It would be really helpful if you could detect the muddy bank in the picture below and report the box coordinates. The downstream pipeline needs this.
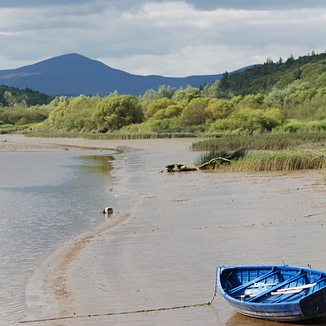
[0,134,197,153]
[5,134,326,326]
[0,135,85,151]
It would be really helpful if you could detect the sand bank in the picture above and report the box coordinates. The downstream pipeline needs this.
[6,134,326,326]
[0,134,197,153]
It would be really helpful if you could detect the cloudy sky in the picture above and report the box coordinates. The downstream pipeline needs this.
[0,0,325,77]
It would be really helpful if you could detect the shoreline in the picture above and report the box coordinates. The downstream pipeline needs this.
[0,134,198,153]
[12,134,202,325]
[0,135,85,152]
[5,134,326,325]
[22,212,133,323]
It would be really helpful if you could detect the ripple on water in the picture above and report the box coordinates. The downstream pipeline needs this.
[0,150,116,325]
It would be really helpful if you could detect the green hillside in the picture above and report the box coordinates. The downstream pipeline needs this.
[220,52,326,96]
[3,51,326,133]
[0,85,53,107]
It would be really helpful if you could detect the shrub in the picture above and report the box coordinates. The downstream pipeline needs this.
[209,107,285,132]
[92,95,144,132]
[178,98,210,126]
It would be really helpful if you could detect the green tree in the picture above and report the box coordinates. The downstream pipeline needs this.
[139,85,175,103]
[219,71,229,89]
[237,94,265,109]
[3,91,18,107]
[152,109,166,120]
[172,86,202,103]
[146,98,174,118]
[92,95,144,131]
[157,85,175,99]
[264,108,286,127]
[164,103,184,118]
[105,90,119,98]
[46,95,99,131]
[209,107,285,132]
[178,98,210,126]
[205,99,234,120]
[286,54,295,65]
[201,80,233,99]
[264,80,310,110]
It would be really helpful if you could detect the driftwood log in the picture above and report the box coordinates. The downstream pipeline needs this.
[165,164,199,172]
[163,157,231,173]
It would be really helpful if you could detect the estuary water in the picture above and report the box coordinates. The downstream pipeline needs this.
[0,149,116,325]
[3,136,326,326]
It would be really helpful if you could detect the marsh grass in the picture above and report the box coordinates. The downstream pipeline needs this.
[23,130,197,140]
[275,121,326,133]
[195,148,248,168]
[191,132,326,151]
[218,149,326,171]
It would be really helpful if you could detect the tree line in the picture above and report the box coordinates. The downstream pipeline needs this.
[1,52,326,133]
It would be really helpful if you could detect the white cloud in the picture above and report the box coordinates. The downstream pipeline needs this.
[0,1,325,76]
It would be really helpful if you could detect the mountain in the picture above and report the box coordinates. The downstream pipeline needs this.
[0,53,252,97]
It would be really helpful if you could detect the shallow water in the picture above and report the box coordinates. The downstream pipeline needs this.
[0,150,116,325]
[1,136,326,326]
[20,139,326,326]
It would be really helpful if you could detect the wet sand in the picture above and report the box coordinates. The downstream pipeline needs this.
[3,135,326,326]
[0,135,84,151]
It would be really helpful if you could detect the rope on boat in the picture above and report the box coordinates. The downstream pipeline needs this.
[19,298,216,324]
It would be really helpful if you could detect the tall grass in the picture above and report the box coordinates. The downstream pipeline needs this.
[195,149,247,168]
[23,130,197,140]
[220,149,326,171]
[274,121,326,132]
[191,132,326,151]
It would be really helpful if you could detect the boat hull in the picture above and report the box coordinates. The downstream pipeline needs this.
[217,265,326,322]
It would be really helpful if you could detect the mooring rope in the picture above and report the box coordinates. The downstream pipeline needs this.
[20,292,217,324]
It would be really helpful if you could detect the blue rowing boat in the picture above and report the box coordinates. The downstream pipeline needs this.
[217,265,326,322]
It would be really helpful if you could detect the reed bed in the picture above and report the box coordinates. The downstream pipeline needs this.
[275,121,326,133]
[191,132,326,151]
[219,149,326,172]
[84,132,197,140]
[195,149,248,169]
[23,130,197,140]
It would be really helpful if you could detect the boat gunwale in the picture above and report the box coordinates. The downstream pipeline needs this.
[217,265,326,321]
[217,265,326,306]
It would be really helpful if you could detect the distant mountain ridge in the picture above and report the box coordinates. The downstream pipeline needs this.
[0,53,253,97]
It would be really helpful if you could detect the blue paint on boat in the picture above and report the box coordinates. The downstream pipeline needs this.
[217,265,326,322]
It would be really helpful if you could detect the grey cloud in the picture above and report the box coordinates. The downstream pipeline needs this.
[0,0,325,76]
[2,0,326,10]
[0,0,140,10]
[188,0,326,10]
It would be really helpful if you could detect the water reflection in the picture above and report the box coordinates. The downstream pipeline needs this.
[0,150,115,325]
[224,313,326,326]
[76,155,115,175]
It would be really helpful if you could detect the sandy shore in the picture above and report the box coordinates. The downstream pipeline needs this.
[0,135,84,151]
[5,134,213,325]
[4,134,326,326]
[0,134,197,153]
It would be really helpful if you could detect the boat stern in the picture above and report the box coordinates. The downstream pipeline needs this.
[300,288,326,319]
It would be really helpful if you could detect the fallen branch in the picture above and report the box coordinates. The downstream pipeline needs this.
[163,157,232,173]
[198,157,231,169]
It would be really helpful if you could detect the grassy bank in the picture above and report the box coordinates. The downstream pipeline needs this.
[22,130,198,140]
[194,148,326,172]
[192,133,326,172]
[227,150,326,171]
[191,132,326,151]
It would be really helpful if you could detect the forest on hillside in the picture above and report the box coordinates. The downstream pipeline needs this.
[1,52,326,133]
